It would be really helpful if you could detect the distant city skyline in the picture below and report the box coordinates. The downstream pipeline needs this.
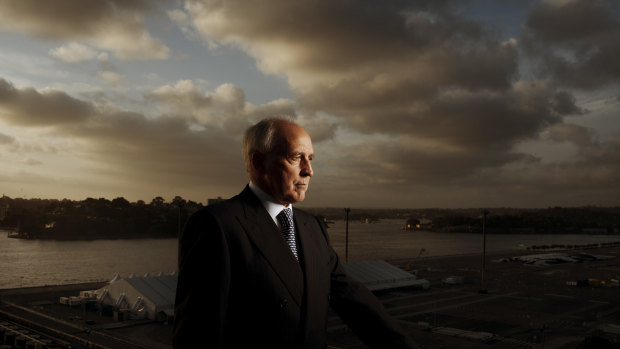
[1,0,619,208]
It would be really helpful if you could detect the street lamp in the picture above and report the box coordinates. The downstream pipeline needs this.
[344,208,351,262]
[480,209,489,294]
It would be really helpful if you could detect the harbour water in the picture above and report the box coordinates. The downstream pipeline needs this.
[326,219,620,261]
[2,219,620,289]
[0,235,178,289]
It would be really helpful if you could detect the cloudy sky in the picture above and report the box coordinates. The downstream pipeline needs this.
[0,0,619,209]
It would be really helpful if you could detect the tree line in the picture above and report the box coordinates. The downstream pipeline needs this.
[2,195,619,239]
[0,195,203,240]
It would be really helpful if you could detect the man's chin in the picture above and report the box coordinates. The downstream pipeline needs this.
[285,191,306,204]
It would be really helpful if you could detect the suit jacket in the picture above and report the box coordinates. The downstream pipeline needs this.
[173,186,418,348]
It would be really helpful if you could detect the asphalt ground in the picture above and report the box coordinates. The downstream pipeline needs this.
[2,246,620,348]
[327,246,620,348]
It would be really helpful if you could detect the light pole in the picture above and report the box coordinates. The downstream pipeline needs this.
[480,209,489,294]
[344,208,350,262]
[178,205,182,237]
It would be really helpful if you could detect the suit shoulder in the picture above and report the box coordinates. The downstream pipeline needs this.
[180,195,243,241]
[294,207,327,230]
[181,198,238,233]
[292,207,316,220]
[199,194,243,216]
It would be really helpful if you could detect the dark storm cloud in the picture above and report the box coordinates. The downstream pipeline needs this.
[181,0,617,206]
[0,132,15,145]
[334,81,574,151]
[501,139,620,206]
[0,77,93,125]
[186,0,559,152]
[189,0,479,72]
[0,77,248,194]
[577,139,620,184]
[60,110,246,188]
[318,135,620,207]
[188,0,517,90]
[547,123,598,147]
[0,0,154,39]
[522,0,620,89]
[0,0,169,60]
[325,136,535,188]
[1,0,616,207]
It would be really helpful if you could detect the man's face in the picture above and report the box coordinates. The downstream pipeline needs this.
[260,124,314,205]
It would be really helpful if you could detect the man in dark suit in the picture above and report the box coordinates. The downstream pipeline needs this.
[173,117,419,348]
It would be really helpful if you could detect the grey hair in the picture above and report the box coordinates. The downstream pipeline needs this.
[242,116,296,174]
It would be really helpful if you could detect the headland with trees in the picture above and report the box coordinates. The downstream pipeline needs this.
[1,195,619,240]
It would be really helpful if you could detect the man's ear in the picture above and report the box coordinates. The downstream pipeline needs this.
[251,152,266,173]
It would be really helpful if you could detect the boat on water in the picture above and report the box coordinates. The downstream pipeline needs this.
[6,229,30,239]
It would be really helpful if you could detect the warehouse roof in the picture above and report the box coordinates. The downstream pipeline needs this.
[342,260,429,291]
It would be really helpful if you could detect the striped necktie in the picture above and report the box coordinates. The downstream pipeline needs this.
[276,208,299,261]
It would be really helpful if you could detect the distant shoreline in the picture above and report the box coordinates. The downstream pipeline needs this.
[2,228,177,241]
[6,234,177,241]
[0,281,109,295]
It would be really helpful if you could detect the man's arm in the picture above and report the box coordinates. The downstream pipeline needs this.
[173,209,230,348]
[319,218,420,349]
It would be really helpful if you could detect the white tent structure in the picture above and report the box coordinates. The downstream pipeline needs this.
[342,260,429,291]
[95,272,177,321]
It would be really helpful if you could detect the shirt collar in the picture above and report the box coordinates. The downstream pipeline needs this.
[249,182,293,226]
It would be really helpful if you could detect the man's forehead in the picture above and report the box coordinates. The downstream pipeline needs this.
[277,124,312,148]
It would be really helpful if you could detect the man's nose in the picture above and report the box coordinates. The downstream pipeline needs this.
[301,158,313,177]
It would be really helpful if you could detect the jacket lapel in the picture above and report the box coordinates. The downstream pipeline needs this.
[235,187,304,306]
[295,209,324,305]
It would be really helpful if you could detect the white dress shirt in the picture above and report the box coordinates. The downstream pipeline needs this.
[249,182,293,230]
